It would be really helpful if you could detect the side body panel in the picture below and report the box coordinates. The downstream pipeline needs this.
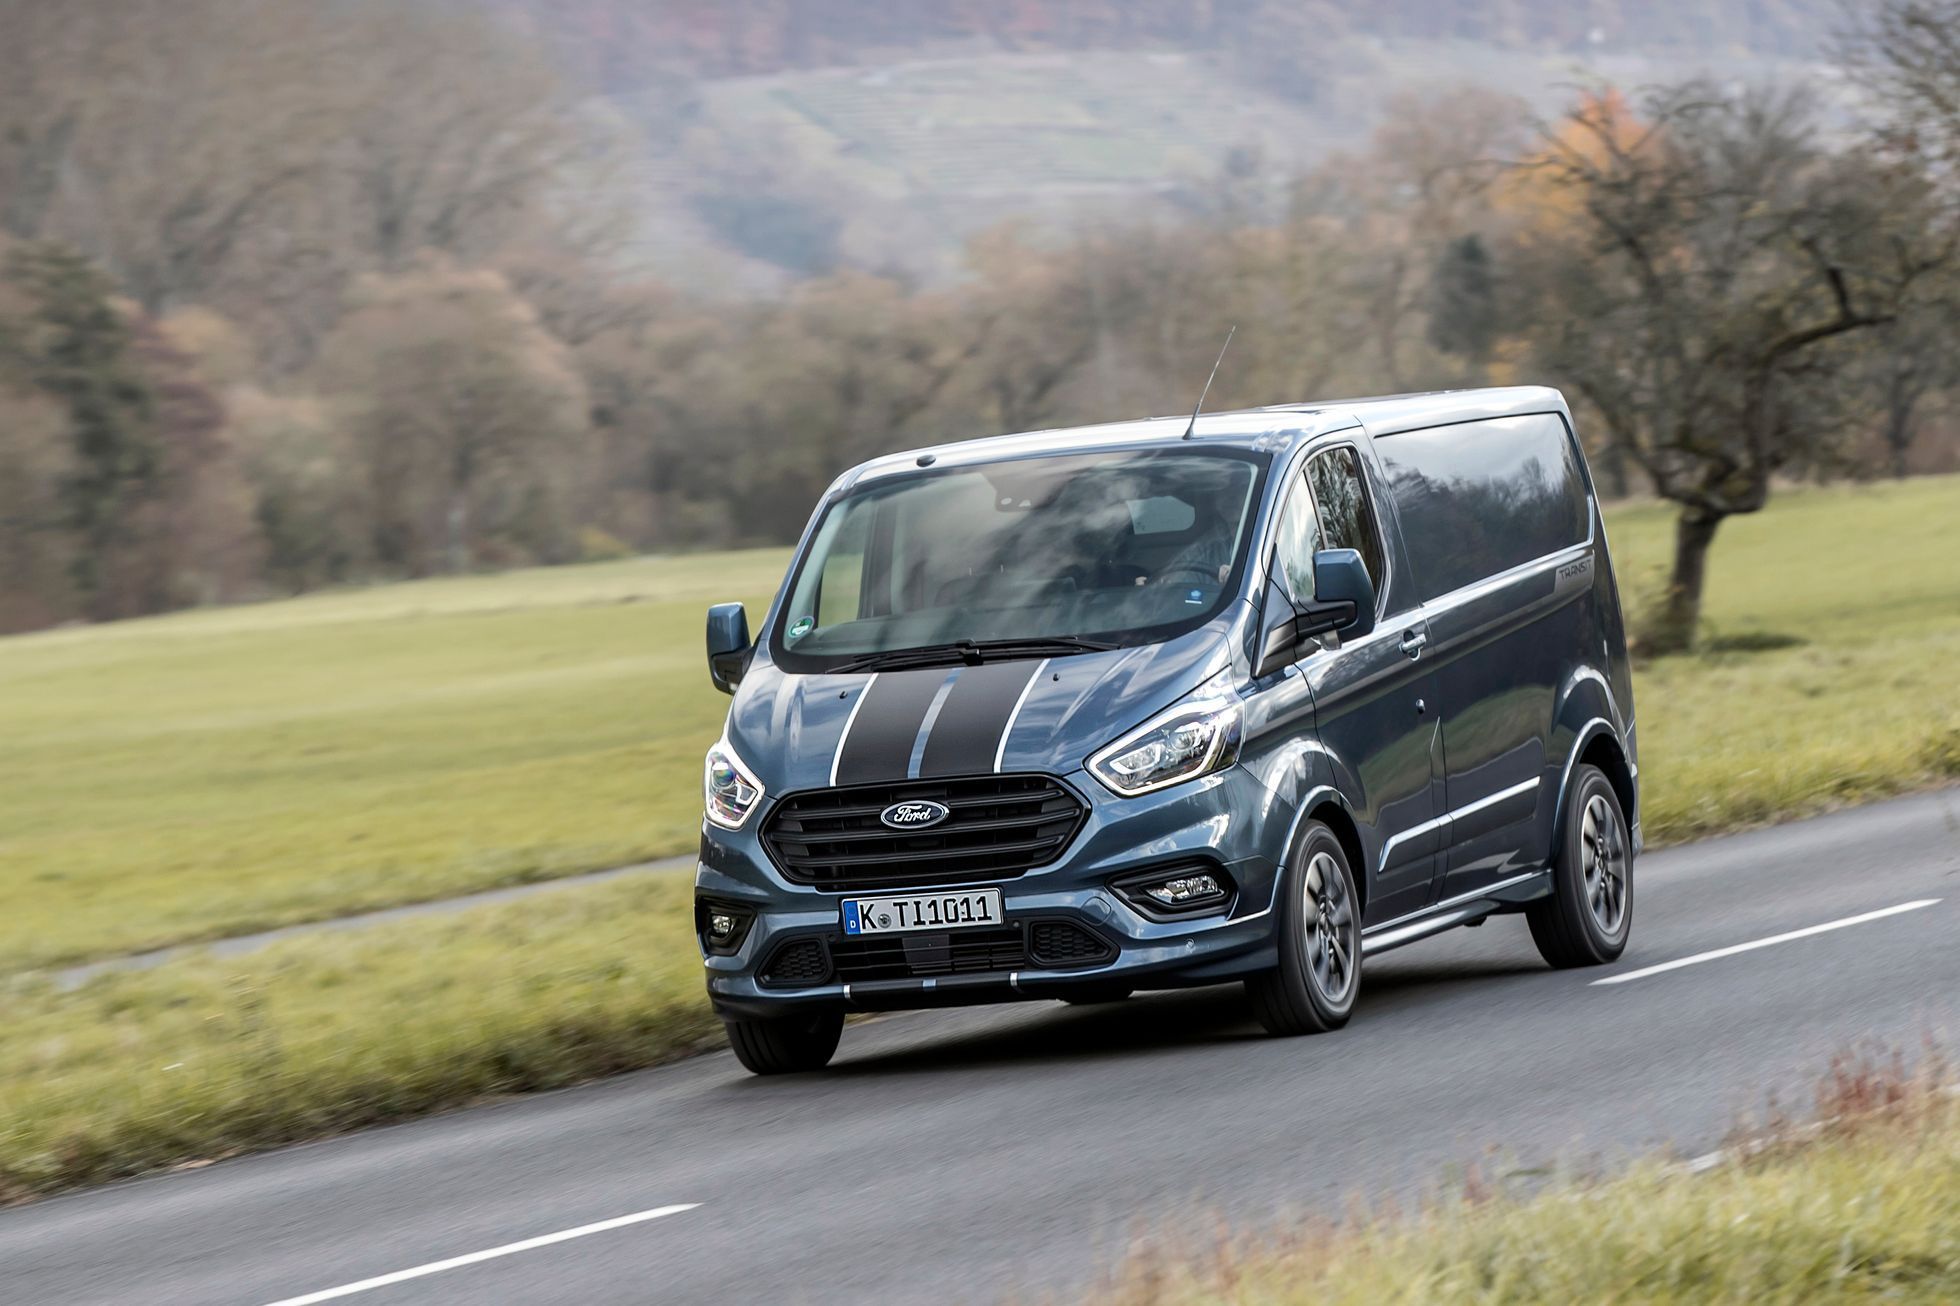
[1424,546,1594,897]
[1359,407,1634,910]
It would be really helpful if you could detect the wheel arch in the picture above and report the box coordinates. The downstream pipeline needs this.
[1294,788,1369,917]
[1553,719,1636,857]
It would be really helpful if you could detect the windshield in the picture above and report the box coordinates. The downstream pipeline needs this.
[770,448,1265,672]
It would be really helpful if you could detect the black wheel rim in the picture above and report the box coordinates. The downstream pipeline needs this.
[1300,850,1357,1004]
[1582,791,1628,937]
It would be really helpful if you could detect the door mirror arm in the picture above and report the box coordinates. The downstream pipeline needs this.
[1294,599,1357,639]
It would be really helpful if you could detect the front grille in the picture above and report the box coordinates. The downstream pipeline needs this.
[762,774,1086,891]
[758,939,830,987]
[1029,920,1116,967]
[830,927,1027,983]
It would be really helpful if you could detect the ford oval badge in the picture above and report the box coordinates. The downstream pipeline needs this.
[880,800,950,830]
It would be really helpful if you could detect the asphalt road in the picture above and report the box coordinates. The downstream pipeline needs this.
[4,789,1956,1306]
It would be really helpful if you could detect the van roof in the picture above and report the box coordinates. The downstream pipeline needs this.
[845,386,1572,486]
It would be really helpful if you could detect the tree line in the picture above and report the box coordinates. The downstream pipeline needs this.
[2,0,1959,648]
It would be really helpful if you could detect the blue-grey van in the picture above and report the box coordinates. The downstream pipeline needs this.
[696,387,1638,1073]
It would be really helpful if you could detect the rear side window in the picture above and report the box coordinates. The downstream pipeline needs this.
[1377,415,1588,602]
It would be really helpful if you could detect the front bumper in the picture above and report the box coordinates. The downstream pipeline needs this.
[696,766,1285,1018]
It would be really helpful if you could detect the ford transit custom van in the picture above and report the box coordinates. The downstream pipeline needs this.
[697,387,1638,1073]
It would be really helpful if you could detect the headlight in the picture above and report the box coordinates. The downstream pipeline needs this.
[1087,682,1242,797]
[704,738,765,829]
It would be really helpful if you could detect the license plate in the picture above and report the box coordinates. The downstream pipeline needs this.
[842,888,1003,936]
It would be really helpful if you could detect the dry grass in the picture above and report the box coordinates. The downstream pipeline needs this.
[1092,1046,1958,1305]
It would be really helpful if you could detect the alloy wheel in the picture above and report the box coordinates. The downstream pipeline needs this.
[1299,850,1357,1003]
[1581,792,1628,937]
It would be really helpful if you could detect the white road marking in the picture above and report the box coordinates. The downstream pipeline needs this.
[260,1203,700,1305]
[1592,899,1942,986]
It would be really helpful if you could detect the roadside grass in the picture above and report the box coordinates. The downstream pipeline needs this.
[0,874,719,1202]
[1096,1050,1959,1305]
[4,475,1955,974]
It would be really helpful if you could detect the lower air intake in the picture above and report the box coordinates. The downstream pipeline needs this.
[758,939,830,987]
[1028,920,1117,967]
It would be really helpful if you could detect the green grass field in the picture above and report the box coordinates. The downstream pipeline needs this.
[3,477,1958,974]
[0,550,787,971]
[1603,480,1960,841]
[1,475,1956,1198]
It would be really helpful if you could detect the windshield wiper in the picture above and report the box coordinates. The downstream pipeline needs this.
[830,636,1115,675]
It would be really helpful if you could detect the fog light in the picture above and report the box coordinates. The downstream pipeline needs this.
[1145,874,1223,906]
[697,900,752,954]
[1111,864,1235,919]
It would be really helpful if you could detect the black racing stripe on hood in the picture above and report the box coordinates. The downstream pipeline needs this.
[918,661,1044,778]
[833,669,949,785]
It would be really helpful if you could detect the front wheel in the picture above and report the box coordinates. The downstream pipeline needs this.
[1527,763,1633,968]
[1247,821,1361,1035]
[725,1009,844,1075]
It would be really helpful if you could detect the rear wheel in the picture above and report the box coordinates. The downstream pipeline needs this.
[1528,763,1632,968]
[1247,821,1360,1035]
[725,1009,844,1075]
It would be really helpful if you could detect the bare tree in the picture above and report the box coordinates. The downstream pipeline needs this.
[314,256,590,574]
[1862,302,1960,477]
[1842,0,1960,180]
[0,1,334,313]
[1515,85,1953,653]
[315,2,617,275]
[1301,88,1531,391]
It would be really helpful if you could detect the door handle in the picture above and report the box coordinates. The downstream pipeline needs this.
[1399,628,1428,659]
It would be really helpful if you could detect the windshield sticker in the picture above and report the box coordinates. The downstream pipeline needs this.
[787,615,815,642]
[1186,588,1206,605]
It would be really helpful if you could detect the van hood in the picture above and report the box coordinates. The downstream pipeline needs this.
[724,620,1237,797]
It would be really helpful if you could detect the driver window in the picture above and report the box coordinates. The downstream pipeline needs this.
[1307,446,1385,590]
[1271,473,1322,604]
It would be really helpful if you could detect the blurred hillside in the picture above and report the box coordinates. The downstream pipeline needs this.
[494,1,1838,87]
[5,0,1956,641]
[485,0,1843,290]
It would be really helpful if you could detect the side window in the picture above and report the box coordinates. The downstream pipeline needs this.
[1378,415,1590,603]
[1270,473,1322,603]
[1306,446,1385,594]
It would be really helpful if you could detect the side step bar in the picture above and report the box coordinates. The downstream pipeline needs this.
[1361,869,1552,957]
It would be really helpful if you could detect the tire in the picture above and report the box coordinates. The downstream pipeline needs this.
[1246,821,1361,1035]
[724,1008,844,1075]
[1528,763,1633,968]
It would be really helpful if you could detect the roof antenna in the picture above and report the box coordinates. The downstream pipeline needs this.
[1181,324,1236,440]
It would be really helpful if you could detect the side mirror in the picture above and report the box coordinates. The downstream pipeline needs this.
[1252,551,1379,677]
[1298,548,1377,640]
[706,602,753,695]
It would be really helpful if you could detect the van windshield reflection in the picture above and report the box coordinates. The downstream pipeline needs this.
[772,449,1264,672]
